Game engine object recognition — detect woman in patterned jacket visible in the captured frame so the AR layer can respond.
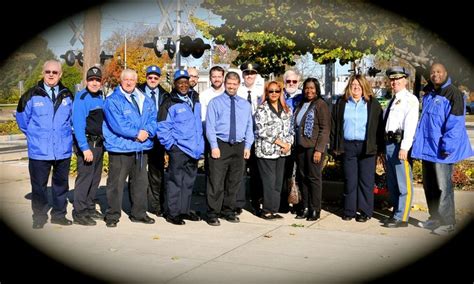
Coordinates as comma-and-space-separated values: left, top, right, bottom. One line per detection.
254, 81, 294, 220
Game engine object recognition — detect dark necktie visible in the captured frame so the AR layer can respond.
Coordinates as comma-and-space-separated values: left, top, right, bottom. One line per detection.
51, 87, 56, 103
229, 96, 236, 144
131, 94, 140, 113
383, 96, 396, 127
247, 90, 252, 104
150, 90, 156, 107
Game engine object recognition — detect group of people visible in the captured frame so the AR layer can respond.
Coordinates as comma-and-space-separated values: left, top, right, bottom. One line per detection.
16, 59, 472, 235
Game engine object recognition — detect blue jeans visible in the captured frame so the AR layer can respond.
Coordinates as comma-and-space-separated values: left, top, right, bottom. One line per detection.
385, 143, 414, 222
422, 161, 455, 225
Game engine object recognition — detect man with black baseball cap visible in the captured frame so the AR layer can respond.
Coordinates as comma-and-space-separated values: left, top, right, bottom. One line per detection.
72, 66, 105, 226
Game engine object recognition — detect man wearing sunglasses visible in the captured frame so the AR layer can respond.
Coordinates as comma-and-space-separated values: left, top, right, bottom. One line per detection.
138, 65, 169, 218
16, 60, 74, 229
71, 66, 105, 226
283, 69, 303, 110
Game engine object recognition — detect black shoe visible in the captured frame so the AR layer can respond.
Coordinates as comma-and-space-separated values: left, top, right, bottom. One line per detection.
166, 215, 185, 225
225, 214, 240, 223
88, 210, 105, 220
356, 213, 370, 223
261, 213, 275, 220
272, 213, 284, 219
130, 215, 155, 224
206, 217, 220, 226
342, 215, 354, 221
306, 210, 320, 221
51, 217, 73, 226
235, 208, 243, 215
106, 220, 118, 228
32, 222, 45, 229
383, 218, 408, 228
74, 216, 97, 226
181, 212, 201, 221
295, 208, 308, 219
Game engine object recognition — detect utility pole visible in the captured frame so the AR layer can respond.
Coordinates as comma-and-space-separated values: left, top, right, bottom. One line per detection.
83, 6, 101, 82
175, 0, 181, 70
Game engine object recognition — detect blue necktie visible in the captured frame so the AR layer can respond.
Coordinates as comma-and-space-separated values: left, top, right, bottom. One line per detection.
150, 90, 156, 107
51, 87, 56, 104
131, 94, 140, 113
229, 96, 236, 144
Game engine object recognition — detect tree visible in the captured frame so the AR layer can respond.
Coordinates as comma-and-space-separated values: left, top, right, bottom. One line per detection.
199, 0, 472, 89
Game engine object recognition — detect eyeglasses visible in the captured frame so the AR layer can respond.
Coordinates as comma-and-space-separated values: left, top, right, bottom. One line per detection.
44, 70, 59, 75
285, 80, 297, 84
268, 90, 281, 94
190, 75, 199, 78
147, 76, 160, 80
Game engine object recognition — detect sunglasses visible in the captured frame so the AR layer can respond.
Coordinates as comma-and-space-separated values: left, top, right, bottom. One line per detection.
268, 90, 281, 94
285, 80, 297, 84
44, 70, 59, 75
147, 76, 160, 80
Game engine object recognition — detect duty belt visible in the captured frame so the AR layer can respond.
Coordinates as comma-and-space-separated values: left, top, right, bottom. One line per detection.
384, 131, 403, 144
86, 134, 103, 147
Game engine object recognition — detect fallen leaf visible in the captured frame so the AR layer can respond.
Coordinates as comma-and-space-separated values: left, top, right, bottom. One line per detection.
289, 232, 296, 236
109, 248, 118, 252
264, 234, 272, 238
171, 256, 179, 261
152, 235, 160, 240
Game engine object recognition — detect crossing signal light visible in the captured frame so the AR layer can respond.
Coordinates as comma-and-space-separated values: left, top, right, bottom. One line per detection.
179, 36, 211, 58
144, 37, 164, 58
60, 50, 84, 66
99, 51, 113, 65
164, 38, 176, 59
368, 67, 381, 77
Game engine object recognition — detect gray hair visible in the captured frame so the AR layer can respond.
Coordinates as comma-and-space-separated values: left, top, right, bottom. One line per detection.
120, 69, 138, 81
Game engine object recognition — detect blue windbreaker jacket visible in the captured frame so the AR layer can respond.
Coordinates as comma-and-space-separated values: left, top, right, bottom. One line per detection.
16, 80, 73, 160
411, 78, 473, 163
102, 86, 157, 153
157, 90, 204, 159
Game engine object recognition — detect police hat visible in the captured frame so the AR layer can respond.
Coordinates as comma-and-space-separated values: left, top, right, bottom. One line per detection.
146, 65, 161, 76
386, 66, 410, 79
173, 69, 190, 81
240, 62, 259, 74
86, 67, 102, 80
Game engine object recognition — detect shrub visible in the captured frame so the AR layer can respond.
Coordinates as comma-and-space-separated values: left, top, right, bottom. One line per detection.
0, 120, 21, 135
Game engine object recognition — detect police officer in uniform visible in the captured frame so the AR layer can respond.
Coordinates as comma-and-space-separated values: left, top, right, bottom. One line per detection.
236, 62, 264, 215
382, 66, 419, 228
72, 66, 105, 226
138, 65, 169, 217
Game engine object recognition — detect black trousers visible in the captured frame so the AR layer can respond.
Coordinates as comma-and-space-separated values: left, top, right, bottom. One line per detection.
73, 141, 104, 217
295, 146, 324, 213
257, 157, 285, 214
105, 152, 148, 222
166, 146, 198, 218
29, 158, 71, 223
236, 144, 262, 210
207, 140, 245, 217
147, 139, 165, 214
342, 140, 375, 217
280, 154, 295, 212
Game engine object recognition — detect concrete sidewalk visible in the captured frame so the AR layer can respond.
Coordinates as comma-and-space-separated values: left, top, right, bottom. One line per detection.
0, 160, 473, 283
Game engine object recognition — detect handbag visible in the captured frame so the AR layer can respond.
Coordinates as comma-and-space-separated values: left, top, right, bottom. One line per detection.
288, 176, 301, 205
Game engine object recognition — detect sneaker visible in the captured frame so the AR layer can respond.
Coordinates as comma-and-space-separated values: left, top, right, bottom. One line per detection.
432, 225, 455, 236
418, 219, 440, 230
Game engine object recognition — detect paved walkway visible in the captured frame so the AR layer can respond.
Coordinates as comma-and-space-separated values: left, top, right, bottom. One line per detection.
1, 160, 473, 283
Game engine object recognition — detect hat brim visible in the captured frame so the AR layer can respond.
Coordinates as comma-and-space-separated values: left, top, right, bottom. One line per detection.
174, 76, 190, 81
388, 73, 407, 79
242, 70, 258, 74
147, 71, 161, 76
87, 76, 102, 80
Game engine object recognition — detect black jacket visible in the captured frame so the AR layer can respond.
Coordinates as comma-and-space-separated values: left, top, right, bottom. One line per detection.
330, 96, 384, 156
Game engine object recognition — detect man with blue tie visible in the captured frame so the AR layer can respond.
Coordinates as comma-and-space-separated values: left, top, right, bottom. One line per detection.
102, 69, 157, 228
205, 71, 254, 226
16, 60, 74, 229
138, 65, 169, 218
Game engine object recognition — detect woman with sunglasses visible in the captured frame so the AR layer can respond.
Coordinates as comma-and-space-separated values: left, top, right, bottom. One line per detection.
293, 77, 331, 221
254, 81, 294, 220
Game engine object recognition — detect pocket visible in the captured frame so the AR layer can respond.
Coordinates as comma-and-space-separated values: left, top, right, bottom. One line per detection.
421, 137, 440, 157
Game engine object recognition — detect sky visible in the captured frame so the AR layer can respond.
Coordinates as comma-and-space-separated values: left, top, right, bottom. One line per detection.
39, 0, 350, 75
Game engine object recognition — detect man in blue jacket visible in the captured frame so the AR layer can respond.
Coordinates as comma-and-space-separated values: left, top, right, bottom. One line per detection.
102, 69, 157, 228
137, 65, 169, 218
411, 62, 473, 235
16, 60, 74, 229
157, 70, 204, 225
72, 66, 105, 226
